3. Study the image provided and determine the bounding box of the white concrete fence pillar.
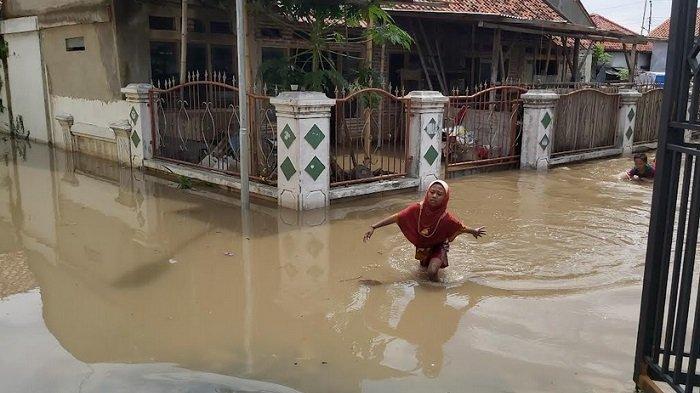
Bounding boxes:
[406,91,449,190]
[520,90,559,171]
[54,114,74,152]
[618,89,642,155]
[109,120,133,167]
[270,92,335,210]
[121,83,154,167]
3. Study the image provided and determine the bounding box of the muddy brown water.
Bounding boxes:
[0,139,653,393]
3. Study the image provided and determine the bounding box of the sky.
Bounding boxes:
[580,0,672,34]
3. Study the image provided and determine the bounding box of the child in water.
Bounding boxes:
[623,153,655,182]
[363,180,486,282]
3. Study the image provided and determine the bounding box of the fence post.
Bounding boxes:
[121,83,153,168]
[54,114,74,152]
[406,91,449,190]
[520,90,559,170]
[618,89,642,155]
[270,92,335,210]
[109,120,133,167]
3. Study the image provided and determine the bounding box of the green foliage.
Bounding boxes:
[618,68,630,80]
[593,43,611,66]
[0,39,8,60]
[176,175,193,190]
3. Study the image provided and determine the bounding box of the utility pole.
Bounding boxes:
[180,0,188,84]
[648,0,653,37]
[641,0,648,34]
[236,0,250,209]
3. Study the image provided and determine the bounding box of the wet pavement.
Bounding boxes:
[0,138,653,392]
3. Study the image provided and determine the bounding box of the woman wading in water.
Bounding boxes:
[363,180,486,282]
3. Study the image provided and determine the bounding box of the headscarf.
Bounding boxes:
[396,180,464,248]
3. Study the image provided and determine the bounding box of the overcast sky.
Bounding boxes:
[580,0,672,34]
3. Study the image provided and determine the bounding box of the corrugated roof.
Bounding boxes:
[649,8,700,40]
[382,0,566,23]
[590,14,651,52]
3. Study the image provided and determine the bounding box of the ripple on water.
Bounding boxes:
[380,156,654,293]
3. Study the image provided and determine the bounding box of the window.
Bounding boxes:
[187,44,207,75]
[187,18,205,33]
[149,16,175,31]
[65,37,85,52]
[262,47,285,63]
[150,41,178,83]
[339,52,361,82]
[260,28,282,39]
[535,60,557,75]
[210,21,232,35]
[212,45,235,78]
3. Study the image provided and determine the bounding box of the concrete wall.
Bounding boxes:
[0,62,12,133]
[41,23,122,101]
[3,23,51,142]
[113,0,151,84]
[651,42,668,72]
[3,0,110,19]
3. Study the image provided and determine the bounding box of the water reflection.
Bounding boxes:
[0,139,653,393]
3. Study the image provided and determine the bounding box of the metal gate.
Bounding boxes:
[149,74,278,185]
[634,0,700,391]
[444,86,526,173]
[330,88,410,186]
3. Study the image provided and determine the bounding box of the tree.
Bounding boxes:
[204,0,412,91]
[592,43,611,66]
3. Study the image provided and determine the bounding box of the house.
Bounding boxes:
[589,14,652,79]
[648,8,700,73]
[0,0,646,151]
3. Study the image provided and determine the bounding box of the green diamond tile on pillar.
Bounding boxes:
[539,134,550,150]
[626,126,634,139]
[281,125,296,149]
[541,111,552,129]
[424,145,439,165]
[129,106,139,124]
[280,157,296,181]
[304,124,325,149]
[628,107,635,121]
[131,130,141,148]
[305,156,326,180]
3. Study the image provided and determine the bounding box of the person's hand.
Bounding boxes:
[472,226,486,239]
[363,227,375,242]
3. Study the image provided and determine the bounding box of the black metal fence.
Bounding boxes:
[634,0,700,391]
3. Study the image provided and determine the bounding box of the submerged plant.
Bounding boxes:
[176,175,193,190]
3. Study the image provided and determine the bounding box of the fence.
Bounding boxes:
[330,88,410,187]
[634,88,664,144]
[444,86,526,172]
[551,88,621,156]
[149,73,277,185]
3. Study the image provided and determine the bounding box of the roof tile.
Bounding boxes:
[382,0,566,23]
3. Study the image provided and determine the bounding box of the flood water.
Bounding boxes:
[0,138,654,393]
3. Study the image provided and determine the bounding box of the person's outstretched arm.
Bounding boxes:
[363,214,399,242]
[449,225,486,242]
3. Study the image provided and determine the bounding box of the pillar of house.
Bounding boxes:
[618,89,642,155]
[54,114,74,152]
[109,120,133,167]
[121,83,154,167]
[520,90,559,171]
[406,91,449,190]
[270,92,335,210]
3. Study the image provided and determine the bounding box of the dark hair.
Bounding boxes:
[634,153,648,163]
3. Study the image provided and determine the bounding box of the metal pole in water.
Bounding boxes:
[236,0,250,208]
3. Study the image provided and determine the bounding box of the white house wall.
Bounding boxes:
[651,42,668,72]
[50,95,131,149]
[2,22,51,142]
